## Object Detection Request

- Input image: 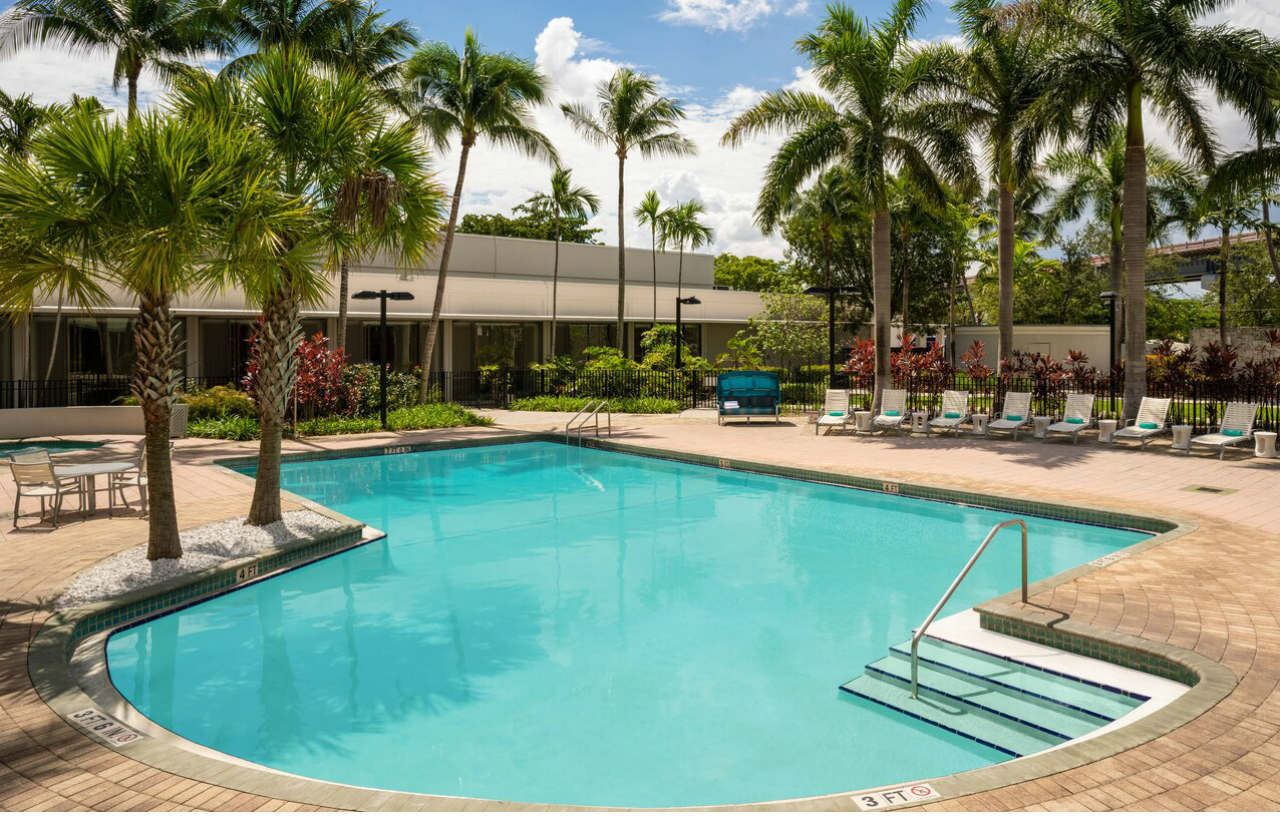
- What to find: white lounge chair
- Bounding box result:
[1047,393,1096,444]
[815,389,853,436]
[9,458,84,528]
[1189,402,1260,459]
[1113,397,1172,447]
[927,391,970,436]
[872,389,909,435]
[987,392,1033,440]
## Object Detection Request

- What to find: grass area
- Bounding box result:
[187,403,493,440]
[507,395,683,414]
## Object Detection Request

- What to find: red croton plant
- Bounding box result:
[244,329,350,418]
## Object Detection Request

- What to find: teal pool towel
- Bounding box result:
[1139,422,1158,429]
[1067,417,1085,424]
[885,410,900,417]
[944,412,961,419]
[1005,414,1023,422]
[828,411,844,417]
[1223,429,1243,437]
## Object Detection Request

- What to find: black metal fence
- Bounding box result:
[3,370,1279,433]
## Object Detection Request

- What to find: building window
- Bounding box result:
[360,322,416,370]
[554,323,617,359]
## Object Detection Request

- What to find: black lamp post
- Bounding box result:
[1099,290,1117,374]
[804,284,861,382]
[675,296,701,369]
[352,289,414,429]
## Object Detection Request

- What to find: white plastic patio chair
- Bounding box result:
[1189,402,1260,459]
[927,391,970,436]
[986,392,1033,440]
[110,452,149,514]
[1047,393,1096,444]
[1113,397,1172,447]
[9,459,84,528]
[815,389,853,436]
[872,389,909,435]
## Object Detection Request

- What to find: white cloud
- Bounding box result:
[0,45,176,114]
[785,1,810,17]
[658,0,778,33]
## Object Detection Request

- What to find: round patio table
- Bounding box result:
[53,461,135,513]
[1255,431,1278,459]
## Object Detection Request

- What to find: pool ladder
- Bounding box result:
[909,519,1028,698]
[565,400,611,444]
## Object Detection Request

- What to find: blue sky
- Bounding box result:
[0,0,1274,260]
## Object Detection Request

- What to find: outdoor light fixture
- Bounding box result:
[675,296,701,369]
[805,284,862,382]
[352,290,415,429]
[1099,290,1117,374]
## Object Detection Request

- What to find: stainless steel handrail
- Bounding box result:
[565,400,601,442]
[565,400,611,443]
[910,518,1028,698]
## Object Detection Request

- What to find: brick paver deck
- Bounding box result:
[3,416,1280,811]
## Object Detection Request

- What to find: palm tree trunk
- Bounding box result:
[133,290,180,560]
[336,255,350,351]
[615,154,626,351]
[419,141,471,401]
[1218,228,1231,346]
[651,229,657,323]
[899,224,910,336]
[247,279,301,527]
[551,224,560,356]
[127,65,140,120]
[43,289,63,382]
[997,182,1015,368]
[1121,84,1148,422]
[1260,135,1280,287]
[872,209,892,414]
[1109,205,1124,366]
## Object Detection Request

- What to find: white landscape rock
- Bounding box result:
[56,509,347,609]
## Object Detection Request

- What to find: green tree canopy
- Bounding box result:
[459,210,601,243]
[713,253,802,293]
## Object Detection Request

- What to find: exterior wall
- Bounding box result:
[0,406,144,436]
[1189,328,1279,362]
[702,323,745,363]
[953,326,1112,368]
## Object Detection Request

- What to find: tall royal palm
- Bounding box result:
[327,0,417,99]
[1042,126,1195,363]
[658,200,713,299]
[915,0,1053,366]
[1035,0,1277,417]
[0,108,305,558]
[562,68,696,348]
[792,167,857,380]
[723,0,974,410]
[524,168,599,350]
[225,0,346,69]
[401,29,556,400]
[634,190,664,323]
[0,0,233,117]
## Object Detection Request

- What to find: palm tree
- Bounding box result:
[1042,126,1195,363]
[0,0,234,116]
[658,200,713,299]
[326,121,445,352]
[0,108,304,558]
[790,168,857,380]
[1191,167,1261,345]
[225,0,348,71]
[914,0,1054,366]
[1206,126,1280,289]
[401,29,556,401]
[723,0,975,411]
[562,68,696,349]
[1032,0,1278,417]
[523,168,599,352]
[175,47,398,527]
[327,0,417,100]
[634,190,664,323]
[0,90,62,156]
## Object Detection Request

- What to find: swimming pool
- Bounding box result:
[0,440,104,457]
[106,442,1150,807]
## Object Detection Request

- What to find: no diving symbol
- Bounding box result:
[911,785,933,797]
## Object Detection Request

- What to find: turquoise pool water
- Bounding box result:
[0,440,103,456]
[106,442,1149,807]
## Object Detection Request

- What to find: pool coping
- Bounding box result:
[26,431,1234,812]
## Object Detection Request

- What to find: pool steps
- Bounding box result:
[841,636,1147,758]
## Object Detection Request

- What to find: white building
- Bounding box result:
[1,234,767,385]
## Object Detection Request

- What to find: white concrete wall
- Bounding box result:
[1,406,144,437]
[953,326,1112,368]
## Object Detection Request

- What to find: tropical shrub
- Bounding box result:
[183,385,258,420]
[507,395,682,413]
[187,415,262,440]
[187,403,491,439]
[342,363,425,416]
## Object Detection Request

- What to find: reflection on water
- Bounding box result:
[109,442,1148,807]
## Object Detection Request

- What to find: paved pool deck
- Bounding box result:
[2,413,1280,811]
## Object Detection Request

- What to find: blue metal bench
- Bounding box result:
[716,371,781,425]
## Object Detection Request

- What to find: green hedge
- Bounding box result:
[507,395,683,414]
[187,403,492,440]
